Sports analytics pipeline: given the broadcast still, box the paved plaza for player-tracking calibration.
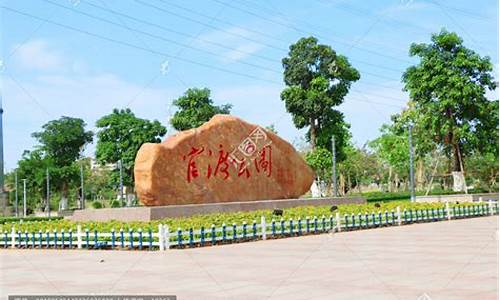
[1,216,498,300]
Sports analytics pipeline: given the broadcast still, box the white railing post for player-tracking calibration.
[489,200,494,216]
[10,227,16,248]
[77,225,82,249]
[164,225,170,250]
[335,212,341,232]
[261,216,266,240]
[158,224,165,251]
[396,206,402,226]
[446,202,451,221]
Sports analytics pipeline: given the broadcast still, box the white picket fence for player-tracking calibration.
[2,201,498,251]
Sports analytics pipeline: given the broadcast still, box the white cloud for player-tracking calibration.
[379,1,432,16]
[13,39,66,72]
[196,26,267,63]
[3,71,181,171]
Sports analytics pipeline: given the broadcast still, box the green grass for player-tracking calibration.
[0,201,485,233]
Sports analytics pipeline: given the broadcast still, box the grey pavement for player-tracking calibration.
[1,216,498,300]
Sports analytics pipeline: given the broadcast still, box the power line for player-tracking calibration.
[6,73,52,117]
[1,5,282,85]
[42,0,281,75]
[332,1,433,35]
[81,0,279,64]
[2,5,410,112]
[424,1,489,20]
[155,0,292,45]
[233,0,409,56]
[134,0,286,53]
[209,0,413,64]
[429,0,487,52]
[134,0,414,93]
[126,0,410,76]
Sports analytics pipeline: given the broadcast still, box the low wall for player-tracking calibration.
[69,196,366,222]
[416,193,498,203]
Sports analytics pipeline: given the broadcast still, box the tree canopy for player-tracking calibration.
[31,116,93,202]
[402,29,498,174]
[280,36,359,160]
[95,108,167,189]
[170,88,232,131]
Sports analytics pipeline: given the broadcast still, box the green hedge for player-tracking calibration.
[0,216,63,225]
[0,201,486,233]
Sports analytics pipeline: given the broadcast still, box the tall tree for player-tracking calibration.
[170,88,232,131]
[402,29,497,181]
[281,36,359,159]
[32,117,93,208]
[95,108,167,197]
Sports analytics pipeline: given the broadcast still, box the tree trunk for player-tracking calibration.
[452,142,467,193]
[452,142,463,172]
[60,182,69,211]
[310,119,317,149]
[425,156,440,195]
[388,166,392,192]
[416,160,424,191]
[394,173,399,192]
[339,173,345,196]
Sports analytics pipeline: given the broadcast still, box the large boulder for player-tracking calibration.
[134,115,315,206]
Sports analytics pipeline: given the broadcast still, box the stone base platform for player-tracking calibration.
[69,196,366,222]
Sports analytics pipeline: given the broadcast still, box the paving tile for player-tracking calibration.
[0,216,497,300]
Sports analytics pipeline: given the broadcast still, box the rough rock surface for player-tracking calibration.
[134,115,315,206]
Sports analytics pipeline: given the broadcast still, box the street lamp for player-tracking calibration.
[408,123,416,202]
[22,179,27,217]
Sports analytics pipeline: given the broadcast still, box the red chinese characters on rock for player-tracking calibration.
[182,127,273,183]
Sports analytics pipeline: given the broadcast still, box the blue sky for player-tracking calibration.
[1,0,498,171]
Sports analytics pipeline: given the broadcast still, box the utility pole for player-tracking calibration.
[46,168,50,218]
[331,135,337,197]
[80,162,85,209]
[22,179,27,217]
[408,124,416,202]
[15,170,19,217]
[119,159,124,207]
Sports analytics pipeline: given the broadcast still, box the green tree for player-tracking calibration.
[305,148,332,183]
[338,144,381,194]
[170,88,232,131]
[281,36,359,159]
[369,124,409,192]
[402,29,497,179]
[95,108,167,197]
[32,117,93,207]
[304,147,332,196]
[7,150,51,213]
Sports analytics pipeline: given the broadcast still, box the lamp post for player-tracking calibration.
[80,162,85,209]
[22,179,27,217]
[15,170,19,217]
[119,159,124,207]
[408,124,416,202]
[46,168,50,217]
[0,91,7,215]
[331,135,337,197]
